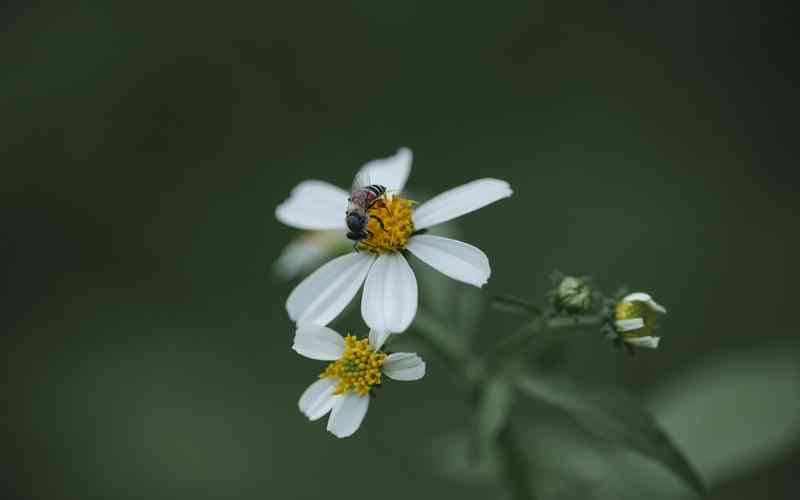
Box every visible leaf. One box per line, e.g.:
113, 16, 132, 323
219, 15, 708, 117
427, 429, 501, 486
517, 375, 707, 497
475, 376, 514, 457
491, 294, 543, 317
514, 419, 700, 500
647, 340, 800, 486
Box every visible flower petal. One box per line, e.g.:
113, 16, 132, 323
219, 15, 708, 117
383, 352, 426, 381
369, 329, 392, 351
298, 378, 338, 421
406, 234, 490, 287
275, 180, 349, 230
274, 230, 349, 280
287, 252, 375, 326
622, 292, 667, 314
615, 318, 645, 332
625, 336, 661, 349
361, 253, 418, 333
326, 392, 370, 438
292, 325, 346, 360
356, 147, 412, 192
412, 178, 513, 229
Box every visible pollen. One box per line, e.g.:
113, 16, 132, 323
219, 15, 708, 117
615, 301, 656, 338
320, 335, 388, 396
357, 195, 414, 254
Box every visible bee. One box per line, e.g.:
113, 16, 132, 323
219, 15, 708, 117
346, 172, 387, 249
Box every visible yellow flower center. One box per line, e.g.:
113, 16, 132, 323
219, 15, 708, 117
320, 335, 387, 396
615, 301, 657, 338
357, 195, 414, 254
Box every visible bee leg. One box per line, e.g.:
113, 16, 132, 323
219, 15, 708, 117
371, 215, 386, 230
367, 192, 389, 209
371, 196, 393, 215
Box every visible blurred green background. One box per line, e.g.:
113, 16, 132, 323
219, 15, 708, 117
3, 1, 798, 499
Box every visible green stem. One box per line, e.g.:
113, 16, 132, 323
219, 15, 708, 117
547, 315, 604, 328
412, 308, 598, 500
490, 315, 603, 363
498, 423, 535, 500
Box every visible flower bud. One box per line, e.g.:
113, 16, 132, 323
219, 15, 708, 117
552, 275, 593, 314
613, 292, 667, 349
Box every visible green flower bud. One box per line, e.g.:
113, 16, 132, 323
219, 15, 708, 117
552, 275, 592, 314
613, 292, 667, 349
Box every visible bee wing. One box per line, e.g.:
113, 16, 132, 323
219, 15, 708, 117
350, 170, 373, 194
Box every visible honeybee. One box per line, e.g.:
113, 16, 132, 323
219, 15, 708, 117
346, 172, 387, 248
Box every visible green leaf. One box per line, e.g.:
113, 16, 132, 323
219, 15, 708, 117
514, 420, 700, 500
427, 429, 501, 485
476, 376, 514, 457
647, 340, 800, 486
517, 375, 707, 497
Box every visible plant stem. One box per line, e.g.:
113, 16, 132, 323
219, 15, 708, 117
498, 423, 535, 500
412, 308, 598, 500
490, 315, 603, 362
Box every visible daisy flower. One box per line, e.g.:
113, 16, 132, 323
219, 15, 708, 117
293, 325, 425, 438
613, 292, 667, 348
276, 147, 512, 333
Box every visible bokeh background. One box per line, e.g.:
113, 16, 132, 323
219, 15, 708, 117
3, 2, 798, 499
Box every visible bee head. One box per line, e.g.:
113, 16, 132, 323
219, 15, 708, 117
346, 211, 366, 232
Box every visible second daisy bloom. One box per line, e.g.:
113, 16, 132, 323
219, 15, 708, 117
294, 326, 425, 438
276, 148, 512, 333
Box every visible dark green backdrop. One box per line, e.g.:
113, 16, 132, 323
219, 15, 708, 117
3, 2, 798, 499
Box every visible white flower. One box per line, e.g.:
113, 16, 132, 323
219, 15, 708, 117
613, 292, 667, 349
276, 147, 513, 333
293, 325, 425, 438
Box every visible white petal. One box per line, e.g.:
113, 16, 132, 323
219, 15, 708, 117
273, 231, 349, 280
622, 292, 652, 303
406, 234, 490, 287
298, 378, 338, 421
625, 336, 661, 349
356, 147, 412, 192
647, 299, 667, 314
361, 253, 418, 333
615, 318, 645, 332
326, 392, 370, 438
292, 325, 346, 360
275, 180, 349, 230
622, 292, 667, 314
412, 178, 513, 230
287, 253, 375, 326
369, 329, 392, 351
383, 352, 426, 381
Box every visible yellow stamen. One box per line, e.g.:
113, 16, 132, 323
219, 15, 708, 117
320, 335, 387, 396
615, 301, 657, 338
357, 195, 414, 254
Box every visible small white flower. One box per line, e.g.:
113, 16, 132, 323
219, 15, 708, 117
276, 147, 513, 332
614, 292, 667, 349
293, 325, 425, 438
